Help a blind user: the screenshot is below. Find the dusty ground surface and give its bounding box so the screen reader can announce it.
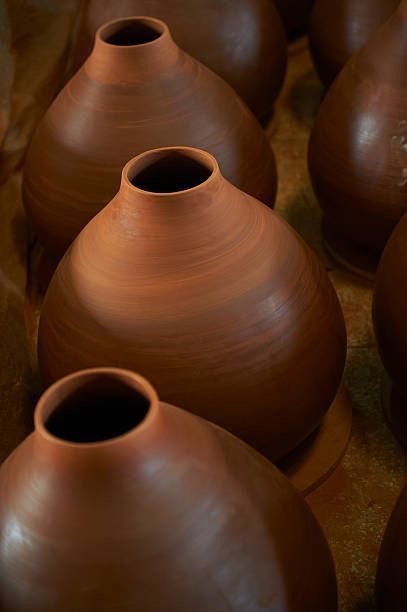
[0,35,405,612]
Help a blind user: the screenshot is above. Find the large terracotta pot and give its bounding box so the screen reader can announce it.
[309,0,399,86]
[0,367,338,612]
[274,0,314,38]
[38,146,347,463]
[73,0,287,119]
[373,214,407,447]
[376,483,407,610]
[308,0,407,279]
[23,16,277,264]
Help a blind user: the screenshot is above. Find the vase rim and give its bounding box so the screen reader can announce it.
[122,146,220,197]
[96,15,169,49]
[34,368,160,449]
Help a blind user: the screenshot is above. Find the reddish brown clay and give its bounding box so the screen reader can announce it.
[309,0,399,86]
[274,0,314,38]
[0,368,338,612]
[373,214,407,447]
[38,147,347,463]
[73,1,287,119]
[308,0,407,279]
[376,482,407,610]
[23,16,277,263]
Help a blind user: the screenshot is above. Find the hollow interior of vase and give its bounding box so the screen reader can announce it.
[130,151,213,193]
[103,20,163,46]
[45,374,150,443]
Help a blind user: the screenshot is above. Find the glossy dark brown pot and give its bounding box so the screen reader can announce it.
[373,214,407,447]
[308,0,407,279]
[23,16,277,263]
[38,146,347,463]
[74,0,287,119]
[0,368,338,612]
[309,0,399,86]
[274,0,314,38]
[376,483,407,610]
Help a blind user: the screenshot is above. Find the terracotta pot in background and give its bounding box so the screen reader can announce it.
[308,0,407,279]
[309,0,399,87]
[23,16,277,265]
[38,146,347,464]
[373,214,407,448]
[376,482,407,611]
[73,0,287,119]
[0,367,338,611]
[274,0,314,38]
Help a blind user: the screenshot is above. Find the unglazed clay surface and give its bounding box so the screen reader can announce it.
[373,214,407,446]
[38,147,346,462]
[74,0,288,118]
[23,17,277,261]
[309,0,399,86]
[308,0,407,276]
[0,368,338,612]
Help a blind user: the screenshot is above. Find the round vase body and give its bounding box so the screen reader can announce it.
[38,147,346,462]
[0,368,337,612]
[373,214,407,445]
[73,0,287,119]
[309,1,407,277]
[23,17,277,262]
[309,0,399,86]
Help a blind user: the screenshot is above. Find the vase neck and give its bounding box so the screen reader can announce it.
[32,368,169,475]
[84,17,182,84]
[117,147,226,216]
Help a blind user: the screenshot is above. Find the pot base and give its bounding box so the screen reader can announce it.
[322,218,379,283]
[278,384,352,496]
[382,379,407,449]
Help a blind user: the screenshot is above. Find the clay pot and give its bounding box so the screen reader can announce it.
[308,0,407,279]
[309,0,399,86]
[38,146,347,463]
[24,17,276,266]
[73,1,287,119]
[274,0,314,38]
[376,482,407,610]
[22,16,277,265]
[0,367,338,612]
[373,214,407,447]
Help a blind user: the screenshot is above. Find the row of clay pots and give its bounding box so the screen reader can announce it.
[309,0,407,280]
[22,14,352,494]
[23,15,278,271]
[0,367,339,611]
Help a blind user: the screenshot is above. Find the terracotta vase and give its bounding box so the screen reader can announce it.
[23,16,277,265]
[373,214,407,447]
[0,367,338,612]
[274,0,314,38]
[38,146,347,464]
[73,0,287,120]
[309,0,399,86]
[376,483,407,610]
[308,0,407,279]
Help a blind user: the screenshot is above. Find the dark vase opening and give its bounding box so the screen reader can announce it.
[44,374,150,443]
[101,19,164,46]
[130,151,214,193]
